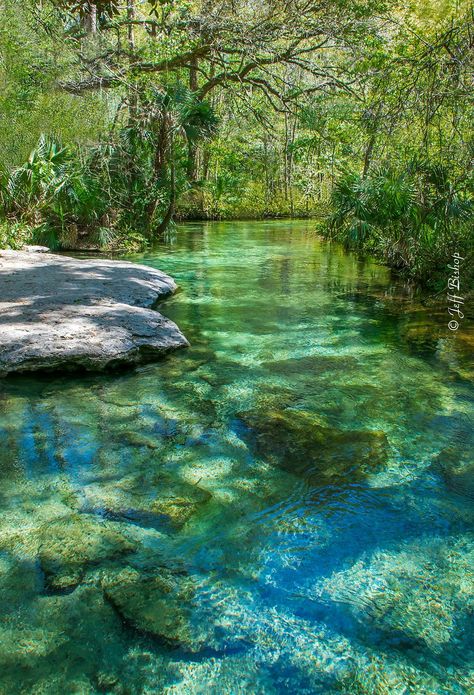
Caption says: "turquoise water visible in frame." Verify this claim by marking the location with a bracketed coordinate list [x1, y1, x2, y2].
[0, 220, 473, 693]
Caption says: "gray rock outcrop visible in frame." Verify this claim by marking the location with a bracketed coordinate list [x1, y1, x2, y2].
[0, 250, 189, 375]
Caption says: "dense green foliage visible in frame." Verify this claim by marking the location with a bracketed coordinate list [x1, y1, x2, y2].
[0, 0, 472, 285]
[327, 162, 473, 283]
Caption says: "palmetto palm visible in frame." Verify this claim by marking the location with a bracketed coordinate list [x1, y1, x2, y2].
[0, 135, 110, 247]
[327, 162, 473, 283]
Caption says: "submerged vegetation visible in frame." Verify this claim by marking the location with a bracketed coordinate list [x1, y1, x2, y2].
[0, 0, 473, 282]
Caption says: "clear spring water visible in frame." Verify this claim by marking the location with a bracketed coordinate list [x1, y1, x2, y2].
[0, 220, 473, 694]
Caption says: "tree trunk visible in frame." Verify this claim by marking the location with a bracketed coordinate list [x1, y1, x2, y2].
[127, 0, 137, 124]
[288, 113, 297, 216]
[156, 171, 176, 234]
[156, 133, 176, 235]
[284, 110, 297, 214]
[187, 57, 199, 184]
[362, 104, 382, 178]
[84, 3, 97, 34]
[283, 111, 289, 202]
[263, 135, 270, 211]
[154, 114, 168, 181]
[189, 56, 198, 92]
[362, 132, 376, 178]
[147, 112, 171, 231]
[202, 146, 211, 182]
[187, 141, 198, 182]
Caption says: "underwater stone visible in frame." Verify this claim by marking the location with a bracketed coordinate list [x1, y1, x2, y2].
[0, 585, 125, 693]
[443, 465, 474, 501]
[0, 555, 43, 610]
[103, 567, 197, 648]
[315, 535, 474, 654]
[0, 250, 189, 375]
[37, 515, 135, 590]
[81, 475, 212, 531]
[150, 481, 212, 528]
[435, 451, 474, 501]
[238, 406, 390, 484]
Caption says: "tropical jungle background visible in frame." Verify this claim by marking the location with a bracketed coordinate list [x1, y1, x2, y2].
[0, 0, 472, 287]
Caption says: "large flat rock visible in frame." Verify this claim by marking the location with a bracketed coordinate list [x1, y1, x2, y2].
[0, 250, 189, 376]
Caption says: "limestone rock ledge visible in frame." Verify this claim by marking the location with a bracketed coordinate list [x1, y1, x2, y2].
[0, 250, 189, 376]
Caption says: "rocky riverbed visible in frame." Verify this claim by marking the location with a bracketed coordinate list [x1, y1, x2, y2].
[0, 222, 473, 692]
[0, 248, 189, 376]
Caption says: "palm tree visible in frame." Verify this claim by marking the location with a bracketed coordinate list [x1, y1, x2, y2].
[139, 86, 218, 234]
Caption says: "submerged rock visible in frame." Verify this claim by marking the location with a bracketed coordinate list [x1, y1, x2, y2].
[434, 446, 474, 501]
[103, 567, 197, 648]
[150, 481, 212, 528]
[37, 515, 135, 590]
[80, 474, 212, 531]
[315, 535, 474, 655]
[0, 250, 189, 375]
[0, 583, 124, 692]
[237, 406, 389, 484]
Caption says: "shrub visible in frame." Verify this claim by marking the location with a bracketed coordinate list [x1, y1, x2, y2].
[323, 162, 473, 287]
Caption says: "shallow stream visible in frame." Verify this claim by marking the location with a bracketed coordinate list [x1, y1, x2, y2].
[0, 221, 473, 693]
